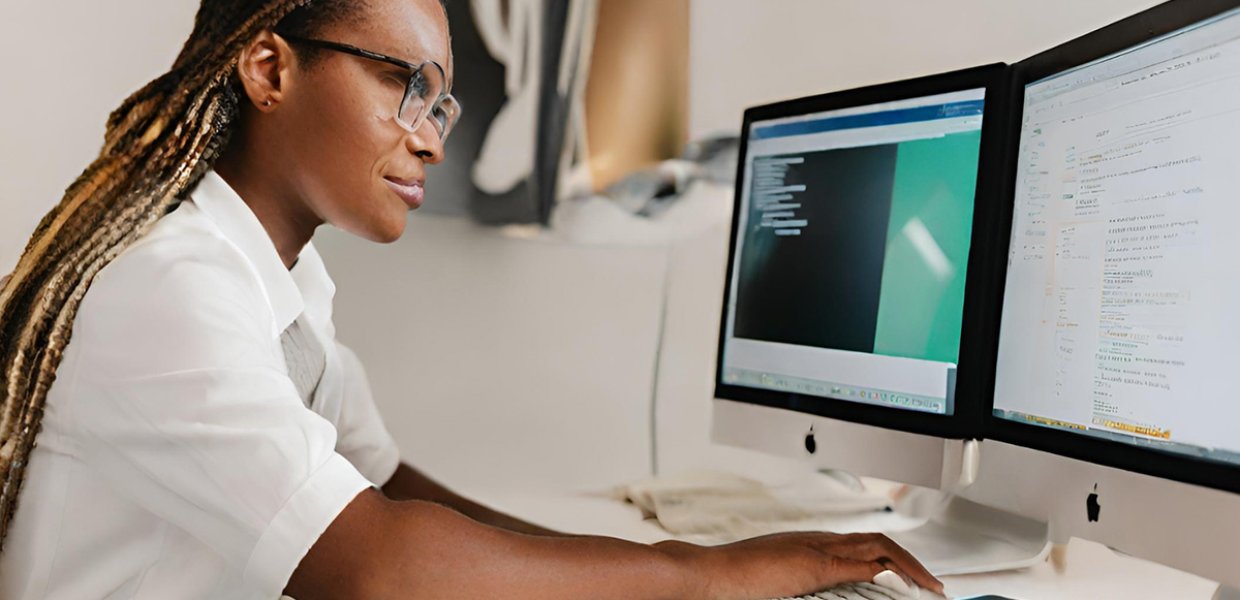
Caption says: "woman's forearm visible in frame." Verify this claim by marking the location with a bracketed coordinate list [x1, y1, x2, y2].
[289, 488, 943, 599]
[381, 461, 564, 536]
[289, 489, 698, 600]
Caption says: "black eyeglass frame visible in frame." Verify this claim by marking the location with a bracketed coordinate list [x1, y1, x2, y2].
[280, 34, 459, 139]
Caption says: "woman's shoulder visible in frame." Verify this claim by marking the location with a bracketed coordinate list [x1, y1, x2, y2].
[78, 201, 274, 344]
[100, 201, 259, 291]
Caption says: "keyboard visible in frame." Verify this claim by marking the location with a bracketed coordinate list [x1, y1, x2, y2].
[774, 570, 941, 600]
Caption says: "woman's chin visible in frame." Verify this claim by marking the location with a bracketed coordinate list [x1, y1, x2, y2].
[370, 220, 407, 244]
[341, 213, 407, 244]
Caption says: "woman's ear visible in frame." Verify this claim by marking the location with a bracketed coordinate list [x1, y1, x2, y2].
[234, 30, 296, 111]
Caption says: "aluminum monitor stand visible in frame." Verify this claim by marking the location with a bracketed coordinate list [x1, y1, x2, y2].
[712, 400, 1050, 576]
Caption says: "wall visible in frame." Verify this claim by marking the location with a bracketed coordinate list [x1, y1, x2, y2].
[688, 0, 1166, 139]
[315, 218, 664, 492]
[0, 1, 199, 275]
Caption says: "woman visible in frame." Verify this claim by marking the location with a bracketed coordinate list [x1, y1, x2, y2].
[0, 0, 942, 598]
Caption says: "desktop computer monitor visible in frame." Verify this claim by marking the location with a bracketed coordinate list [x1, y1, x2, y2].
[711, 66, 1014, 524]
[961, 0, 1240, 592]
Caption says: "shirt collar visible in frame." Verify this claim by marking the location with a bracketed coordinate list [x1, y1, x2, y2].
[190, 170, 335, 337]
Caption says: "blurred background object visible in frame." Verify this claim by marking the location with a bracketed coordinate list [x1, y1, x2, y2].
[464, 0, 596, 225]
[584, 0, 690, 194]
[440, 0, 690, 227]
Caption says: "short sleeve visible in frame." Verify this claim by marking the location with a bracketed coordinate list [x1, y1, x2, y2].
[66, 236, 372, 598]
[333, 342, 402, 486]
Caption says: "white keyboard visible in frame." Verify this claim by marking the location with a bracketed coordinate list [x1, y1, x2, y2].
[780, 582, 916, 600]
[775, 570, 940, 600]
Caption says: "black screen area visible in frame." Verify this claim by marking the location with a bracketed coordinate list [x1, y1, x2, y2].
[733, 145, 898, 352]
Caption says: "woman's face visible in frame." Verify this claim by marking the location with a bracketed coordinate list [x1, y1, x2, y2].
[271, 0, 453, 243]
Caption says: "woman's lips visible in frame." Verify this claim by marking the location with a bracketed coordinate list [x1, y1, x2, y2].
[384, 177, 424, 208]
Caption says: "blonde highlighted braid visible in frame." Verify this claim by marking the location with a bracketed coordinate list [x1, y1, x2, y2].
[0, 0, 363, 550]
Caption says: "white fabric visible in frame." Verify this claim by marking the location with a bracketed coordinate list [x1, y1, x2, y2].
[281, 318, 328, 403]
[0, 171, 401, 599]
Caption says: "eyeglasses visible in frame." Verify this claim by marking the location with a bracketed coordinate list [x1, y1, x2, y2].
[280, 35, 461, 140]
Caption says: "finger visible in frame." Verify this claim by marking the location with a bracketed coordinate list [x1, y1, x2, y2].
[833, 534, 943, 595]
[871, 536, 943, 594]
[877, 558, 912, 587]
[820, 556, 885, 588]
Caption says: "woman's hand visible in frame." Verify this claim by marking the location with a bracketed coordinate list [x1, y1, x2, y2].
[658, 531, 944, 600]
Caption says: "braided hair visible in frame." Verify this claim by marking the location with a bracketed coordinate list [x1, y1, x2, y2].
[0, 0, 370, 549]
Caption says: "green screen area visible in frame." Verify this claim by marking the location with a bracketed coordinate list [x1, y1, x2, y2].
[871, 130, 981, 364]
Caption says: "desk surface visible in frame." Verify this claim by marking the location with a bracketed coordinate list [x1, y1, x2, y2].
[473, 486, 1221, 600]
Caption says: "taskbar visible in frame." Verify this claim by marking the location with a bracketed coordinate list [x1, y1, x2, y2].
[993, 409, 1240, 468]
[723, 367, 949, 415]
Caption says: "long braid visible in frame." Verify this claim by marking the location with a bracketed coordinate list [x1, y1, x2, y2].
[0, 0, 330, 550]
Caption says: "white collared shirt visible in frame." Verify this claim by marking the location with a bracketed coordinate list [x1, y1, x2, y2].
[0, 171, 401, 599]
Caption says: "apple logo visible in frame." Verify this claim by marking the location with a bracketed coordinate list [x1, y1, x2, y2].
[1086, 484, 1101, 523]
[804, 426, 817, 454]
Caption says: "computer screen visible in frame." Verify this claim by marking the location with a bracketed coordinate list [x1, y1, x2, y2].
[720, 87, 989, 417]
[994, 5, 1240, 467]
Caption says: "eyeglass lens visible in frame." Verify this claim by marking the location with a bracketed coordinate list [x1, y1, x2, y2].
[397, 65, 459, 139]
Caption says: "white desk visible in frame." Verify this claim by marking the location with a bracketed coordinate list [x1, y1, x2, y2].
[474, 486, 1221, 599]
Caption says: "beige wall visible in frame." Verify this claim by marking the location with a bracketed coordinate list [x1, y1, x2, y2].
[315, 217, 665, 492]
[0, 2, 199, 275]
[688, 0, 1166, 139]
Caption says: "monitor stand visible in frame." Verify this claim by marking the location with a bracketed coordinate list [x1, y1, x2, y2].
[888, 494, 1052, 575]
[887, 441, 1052, 576]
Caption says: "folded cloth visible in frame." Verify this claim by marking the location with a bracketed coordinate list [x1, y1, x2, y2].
[615, 470, 892, 540]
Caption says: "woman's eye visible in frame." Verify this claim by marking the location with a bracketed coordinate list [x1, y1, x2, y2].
[409, 73, 430, 97]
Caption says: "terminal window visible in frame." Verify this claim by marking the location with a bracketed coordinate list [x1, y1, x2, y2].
[734, 113, 981, 365]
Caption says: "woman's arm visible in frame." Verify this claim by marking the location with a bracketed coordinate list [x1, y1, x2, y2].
[286, 488, 943, 600]
[381, 461, 562, 536]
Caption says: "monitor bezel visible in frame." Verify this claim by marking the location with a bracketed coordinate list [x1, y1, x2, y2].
[714, 63, 1013, 441]
[983, 0, 1240, 495]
